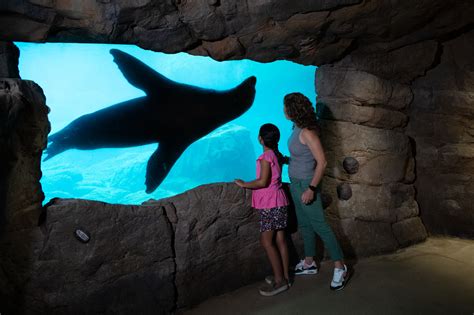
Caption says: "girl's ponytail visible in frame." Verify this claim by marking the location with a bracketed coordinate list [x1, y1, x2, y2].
[259, 123, 287, 167]
[272, 145, 287, 167]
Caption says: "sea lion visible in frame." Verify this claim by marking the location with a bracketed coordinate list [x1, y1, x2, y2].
[44, 49, 257, 193]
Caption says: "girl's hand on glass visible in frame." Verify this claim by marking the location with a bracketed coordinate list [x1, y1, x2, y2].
[234, 179, 246, 188]
[301, 189, 315, 204]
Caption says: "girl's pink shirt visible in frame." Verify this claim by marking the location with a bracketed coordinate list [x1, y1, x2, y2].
[252, 150, 289, 209]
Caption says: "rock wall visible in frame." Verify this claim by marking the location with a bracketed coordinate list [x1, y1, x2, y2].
[0, 42, 49, 230]
[316, 28, 474, 240]
[406, 31, 474, 237]
[0, 0, 472, 65]
[0, 0, 473, 311]
[0, 42, 50, 314]
[316, 61, 427, 255]
[1, 185, 275, 313]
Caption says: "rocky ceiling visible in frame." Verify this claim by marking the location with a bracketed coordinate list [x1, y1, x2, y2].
[0, 0, 472, 65]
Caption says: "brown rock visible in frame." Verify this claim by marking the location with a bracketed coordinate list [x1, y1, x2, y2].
[201, 37, 245, 61]
[337, 40, 439, 83]
[0, 79, 49, 229]
[321, 121, 412, 185]
[392, 217, 427, 247]
[323, 178, 418, 224]
[407, 30, 474, 238]
[331, 218, 399, 257]
[0, 1, 472, 65]
[0, 42, 19, 78]
[24, 199, 176, 314]
[156, 183, 269, 308]
[318, 97, 408, 130]
[316, 66, 413, 110]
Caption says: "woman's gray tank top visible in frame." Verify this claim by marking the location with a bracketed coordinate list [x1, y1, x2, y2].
[288, 126, 316, 179]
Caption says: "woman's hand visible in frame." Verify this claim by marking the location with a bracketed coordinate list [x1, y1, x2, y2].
[301, 189, 315, 204]
[234, 179, 246, 188]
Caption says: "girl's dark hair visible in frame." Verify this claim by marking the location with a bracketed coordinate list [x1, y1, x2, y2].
[284, 92, 320, 134]
[259, 123, 286, 166]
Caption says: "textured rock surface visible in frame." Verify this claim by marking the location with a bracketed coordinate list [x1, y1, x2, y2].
[316, 57, 427, 252]
[24, 199, 176, 314]
[0, 184, 294, 312]
[407, 30, 474, 238]
[0, 1, 472, 65]
[0, 78, 49, 228]
[149, 184, 267, 308]
[0, 181, 428, 312]
[0, 42, 19, 78]
[0, 0, 473, 311]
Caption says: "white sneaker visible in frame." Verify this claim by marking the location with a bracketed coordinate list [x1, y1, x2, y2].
[294, 259, 318, 275]
[330, 264, 350, 291]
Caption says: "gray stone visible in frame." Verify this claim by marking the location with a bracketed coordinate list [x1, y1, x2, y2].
[343, 157, 359, 174]
[336, 183, 352, 201]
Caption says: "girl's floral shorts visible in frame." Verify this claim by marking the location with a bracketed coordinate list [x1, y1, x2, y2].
[257, 206, 288, 232]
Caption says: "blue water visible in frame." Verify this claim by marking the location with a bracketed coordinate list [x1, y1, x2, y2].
[16, 43, 316, 204]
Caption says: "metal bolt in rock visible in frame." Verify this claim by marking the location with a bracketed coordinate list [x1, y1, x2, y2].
[343, 157, 359, 174]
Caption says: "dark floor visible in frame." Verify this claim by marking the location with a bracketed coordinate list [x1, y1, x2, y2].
[182, 237, 474, 315]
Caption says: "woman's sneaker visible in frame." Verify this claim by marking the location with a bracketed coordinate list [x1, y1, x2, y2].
[330, 264, 350, 291]
[259, 281, 289, 297]
[294, 259, 318, 275]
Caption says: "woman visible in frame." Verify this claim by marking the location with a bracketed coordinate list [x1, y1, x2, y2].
[284, 92, 349, 291]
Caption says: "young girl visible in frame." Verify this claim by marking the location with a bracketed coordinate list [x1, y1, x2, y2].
[234, 123, 290, 296]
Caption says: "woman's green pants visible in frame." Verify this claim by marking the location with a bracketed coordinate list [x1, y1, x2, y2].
[289, 178, 344, 261]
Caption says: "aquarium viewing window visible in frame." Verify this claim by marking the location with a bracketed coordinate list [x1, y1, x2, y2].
[17, 43, 316, 205]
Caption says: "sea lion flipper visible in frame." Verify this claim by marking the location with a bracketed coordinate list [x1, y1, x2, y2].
[145, 142, 188, 193]
[110, 49, 170, 96]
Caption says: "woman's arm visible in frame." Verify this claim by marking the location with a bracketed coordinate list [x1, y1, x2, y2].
[235, 159, 271, 189]
[299, 128, 327, 204]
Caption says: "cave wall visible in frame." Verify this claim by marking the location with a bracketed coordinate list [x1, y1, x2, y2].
[316, 30, 474, 239]
[406, 31, 474, 237]
[0, 42, 50, 314]
[0, 0, 472, 65]
[0, 0, 474, 312]
[315, 53, 427, 254]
